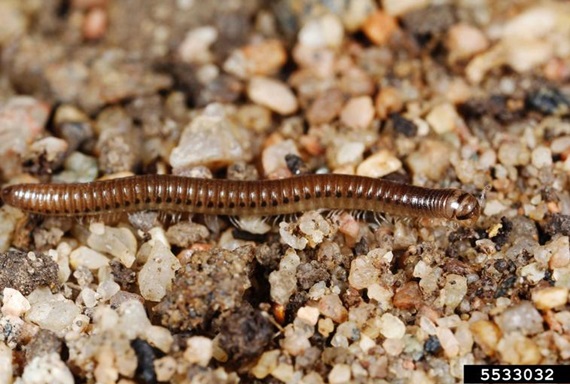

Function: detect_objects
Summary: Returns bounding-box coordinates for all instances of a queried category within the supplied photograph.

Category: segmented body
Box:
[1,174,480,222]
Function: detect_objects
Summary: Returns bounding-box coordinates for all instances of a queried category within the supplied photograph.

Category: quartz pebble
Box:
[383,0,429,17]
[299,14,344,49]
[446,23,489,61]
[497,332,542,364]
[531,146,553,168]
[262,139,300,177]
[532,286,569,310]
[379,313,405,339]
[269,249,300,305]
[248,77,298,115]
[87,223,137,267]
[495,301,544,336]
[348,255,380,290]
[170,108,253,173]
[178,26,218,64]
[356,150,402,178]
[69,246,109,270]
[406,140,451,181]
[470,320,501,356]
[184,336,213,366]
[224,39,287,78]
[340,96,375,130]
[328,364,351,384]
[425,103,459,134]
[318,294,347,323]
[362,10,398,46]
[25,288,81,333]
[20,353,74,384]
[2,287,30,317]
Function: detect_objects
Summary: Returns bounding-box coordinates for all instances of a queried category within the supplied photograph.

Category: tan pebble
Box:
[406,140,451,181]
[356,150,402,178]
[338,213,360,246]
[83,7,107,40]
[307,88,344,125]
[261,139,299,177]
[247,77,298,115]
[251,350,280,379]
[299,135,325,156]
[362,10,398,46]
[297,306,320,326]
[375,87,403,119]
[328,364,351,384]
[382,338,404,356]
[379,313,405,339]
[393,281,422,310]
[532,286,569,310]
[318,317,335,337]
[497,332,542,364]
[154,356,177,382]
[548,236,570,269]
[446,23,489,62]
[383,0,429,16]
[318,294,347,323]
[241,39,287,76]
[340,96,375,129]
[426,103,459,134]
[271,363,295,383]
[437,327,460,358]
[544,58,570,81]
[470,320,501,356]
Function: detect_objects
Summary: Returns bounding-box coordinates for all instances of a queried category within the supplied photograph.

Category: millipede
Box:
[1,174,481,224]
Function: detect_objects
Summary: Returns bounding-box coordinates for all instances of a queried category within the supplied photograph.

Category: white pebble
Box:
[531,146,552,168]
[87,224,137,267]
[328,364,351,384]
[269,249,300,305]
[532,286,569,310]
[138,238,181,301]
[248,77,298,115]
[184,336,213,366]
[437,327,460,358]
[297,306,320,326]
[426,103,459,134]
[177,26,218,64]
[383,0,428,16]
[26,288,80,333]
[356,150,402,178]
[379,313,406,339]
[262,139,300,176]
[20,353,74,384]
[80,287,98,308]
[348,255,380,290]
[299,14,344,48]
[340,96,375,130]
[69,246,109,270]
[1,287,30,317]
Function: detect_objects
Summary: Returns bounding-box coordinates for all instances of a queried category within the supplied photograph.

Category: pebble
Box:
[425,103,460,134]
[333,141,365,168]
[184,336,213,366]
[328,364,351,384]
[83,7,107,40]
[96,279,120,301]
[0,2,26,45]
[406,140,451,181]
[297,306,320,326]
[318,294,348,323]
[298,14,344,49]
[177,26,218,64]
[470,320,501,356]
[436,327,460,358]
[137,235,181,302]
[170,109,253,173]
[442,274,467,312]
[393,281,422,310]
[548,236,570,269]
[87,223,137,267]
[446,23,489,61]
[356,150,402,178]
[247,77,299,115]
[224,39,287,78]
[20,353,75,384]
[251,350,280,379]
[0,342,12,383]
[340,96,375,129]
[497,332,542,364]
[551,136,570,154]
[532,286,569,310]
[154,356,177,382]
[25,288,81,333]
[1,287,30,317]
[69,246,110,270]
[306,88,345,125]
[531,146,553,168]
[379,313,406,339]
[383,0,429,17]
[362,10,398,46]
[53,151,98,183]
[348,255,380,290]
[269,249,300,305]
[495,301,544,336]
[262,139,300,177]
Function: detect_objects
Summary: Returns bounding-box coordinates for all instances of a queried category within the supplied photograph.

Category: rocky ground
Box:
[0,0,569,383]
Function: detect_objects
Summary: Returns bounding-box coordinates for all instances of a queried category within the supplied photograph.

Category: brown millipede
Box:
[1,174,480,223]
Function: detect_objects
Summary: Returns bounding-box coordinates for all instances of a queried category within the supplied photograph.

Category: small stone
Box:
[69,246,109,270]
[297,306,320,326]
[307,88,344,125]
[26,288,81,333]
[348,255,380,290]
[20,353,74,384]
[184,336,213,366]
[382,338,404,356]
[383,0,429,17]
[87,224,137,267]
[406,140,451,181]
[138,237,181,302]
[531,146,553,168]
[154,356,177,382]
[83,7,107,40]
[251,350,280,379]
[145,325,174,353]
[548,236,570,269]
[96,279,120,301]
[470,320,501,356]
[269,249,300,305]
[426,103,459,134]
[367,283,393,310]
[1,287,30,317]
[375,87,404,119]
[271,363,295,383]
[446,23,489,61]
[80,287,98,308]
[497,332,542,365]
[437,327,460,358]
[551,136,570,154]
[248,77,298,115]
[178,26,218,64]
[340,96,375,130]
[328,364,351,384]
[498,142,530,166]
[483,200,509,216]
[379,313,406,339]
[333,141,365,168]
[262,139,300,177]
[169,108,253,173]
[393,281,422,310]
[532,286,569,310]
[442,274,467,312]
[356,150,402,178]
[318,294,348,323]
[495,301,544,336]
[299,14,344,48]
[362,10,398,46]
[224,39,287,78]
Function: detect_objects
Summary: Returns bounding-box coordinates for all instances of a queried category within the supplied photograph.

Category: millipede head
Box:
[449,191,480,223]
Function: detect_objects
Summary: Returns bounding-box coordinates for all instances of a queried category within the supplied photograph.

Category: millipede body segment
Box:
[1,174,480,222]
